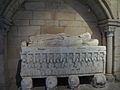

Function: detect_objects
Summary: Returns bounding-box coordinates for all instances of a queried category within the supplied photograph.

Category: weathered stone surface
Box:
[13,20,29,25]
[114,73,120,81]
[30,20,59,26]
[9,26,18,36]
[33,11,52,20]
[45,20,59,26]
[54,12,75,20]
[114,47,120,57]
[13,11,33,20]
[21,77,32,90]
[21,41,27,47]
[20,46,106,77]
[28,33,99,47]
[64,27,87,36]
[106,74,115,82]
[68,75,80,89]
[114,59,120,72]
[18,26,40,36]
[30,20,45,26]
[83,39,99,46]
[40,26,65,34]
[92,74,106,88]
[46,76,57,89]
[59,21,82,27]
[25,2,46,10]
[79,32,91,41]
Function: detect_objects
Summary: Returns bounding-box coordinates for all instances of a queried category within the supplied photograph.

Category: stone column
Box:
[0,17,10,90]
[0,29,7,90]
[106,31,114,74]
[105,26,115,81]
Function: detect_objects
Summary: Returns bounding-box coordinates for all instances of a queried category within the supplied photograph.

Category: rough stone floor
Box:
[33,82,120,90]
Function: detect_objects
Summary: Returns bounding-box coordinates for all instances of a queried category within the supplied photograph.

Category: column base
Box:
[106,74,115,82]
[114,73,120,81]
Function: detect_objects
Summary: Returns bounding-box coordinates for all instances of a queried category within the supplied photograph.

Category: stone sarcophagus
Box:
[21,46,106,77]
[20,33,107,90]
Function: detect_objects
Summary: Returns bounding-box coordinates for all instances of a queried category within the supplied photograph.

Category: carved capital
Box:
[106,31,114,37]
[104,25,116,37]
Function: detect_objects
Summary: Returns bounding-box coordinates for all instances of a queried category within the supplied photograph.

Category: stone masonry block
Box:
[17,26,40,36]
[114,37,120,47]
[13,11,32,20]
[114,58,120,72]
[45,20,59,26]
[40,26,65,34]
[33,11,52,20]
[30,20,45,26]
[64,27,87,36]
[25,2,46,10]
[30,20,59,26]
[59,21,82,27]
[115,29,120,47]
[114,47,120,57]
[115,28,120,37]
[54,12,75,20]
[13,20,29,25]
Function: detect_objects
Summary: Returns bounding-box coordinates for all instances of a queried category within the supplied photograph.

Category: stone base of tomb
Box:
[21,77,33,90]
[91,74,106,88]
[68,75,80,89]
[46,76,57,90]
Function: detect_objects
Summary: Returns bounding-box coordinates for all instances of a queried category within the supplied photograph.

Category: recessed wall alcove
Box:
[7,0,104,89]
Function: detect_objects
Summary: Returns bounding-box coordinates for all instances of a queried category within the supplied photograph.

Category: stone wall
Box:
[111,0,120,81]
[7,0,102,89]
[114,27,120,81]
